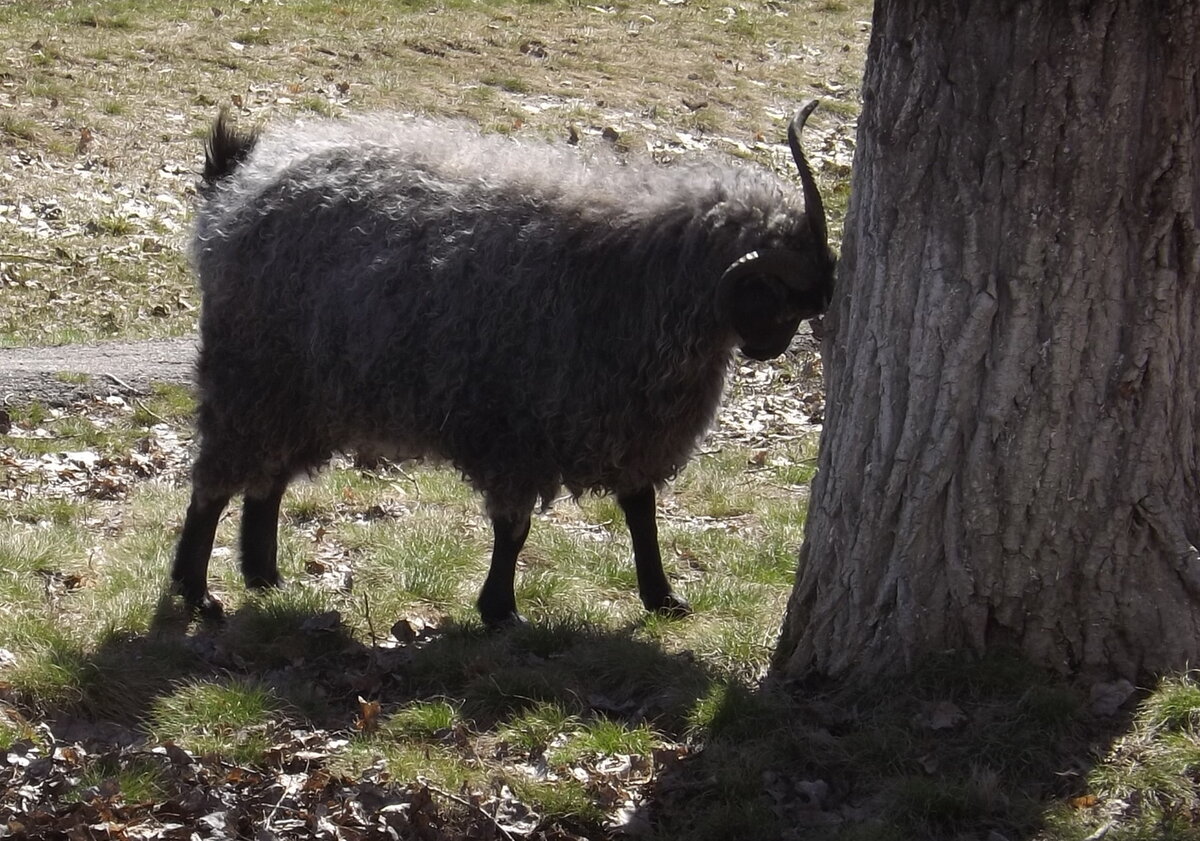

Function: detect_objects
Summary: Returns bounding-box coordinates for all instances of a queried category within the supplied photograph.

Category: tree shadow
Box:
[641,649,1147,841]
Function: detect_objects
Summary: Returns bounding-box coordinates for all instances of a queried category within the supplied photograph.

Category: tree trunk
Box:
[775,0,1200,681]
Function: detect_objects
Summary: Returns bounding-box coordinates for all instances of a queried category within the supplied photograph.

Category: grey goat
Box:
[172,103,835,626]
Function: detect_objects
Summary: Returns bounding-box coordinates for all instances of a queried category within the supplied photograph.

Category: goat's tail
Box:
[202,109,259,191]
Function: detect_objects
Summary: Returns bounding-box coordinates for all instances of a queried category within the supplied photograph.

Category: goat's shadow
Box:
[55,589,729,829]
[128,591,725,730]
[54,592,1143,841]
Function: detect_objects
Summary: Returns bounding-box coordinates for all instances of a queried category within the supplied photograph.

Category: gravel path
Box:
[0,331,825,447]
[0,336,196,405]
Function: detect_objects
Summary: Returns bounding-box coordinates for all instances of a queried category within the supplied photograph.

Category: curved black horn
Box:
[787,100,829,253]
[717,248,809,322]
[721,248,807,288]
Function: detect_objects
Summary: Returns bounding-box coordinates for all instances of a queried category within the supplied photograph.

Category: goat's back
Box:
[190,115,808,510]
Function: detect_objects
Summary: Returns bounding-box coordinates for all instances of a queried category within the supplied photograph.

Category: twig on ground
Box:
[262,780,292,834]
[0,253,63,265]
[133,398,167,423]
[103,373,147,396]
[1083,822,1115,841]
[421,779,520,841]
[363,591,379,648]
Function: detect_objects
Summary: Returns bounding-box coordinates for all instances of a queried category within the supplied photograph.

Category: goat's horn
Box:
[720,248,807,289]
[787,100,829,252]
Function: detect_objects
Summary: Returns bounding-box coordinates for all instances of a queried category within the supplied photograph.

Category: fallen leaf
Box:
[356,697,381,734]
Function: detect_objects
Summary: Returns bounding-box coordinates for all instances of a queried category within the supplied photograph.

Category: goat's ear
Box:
[720,271,789,337]
[717,250,811,360]
[716,250,796,331]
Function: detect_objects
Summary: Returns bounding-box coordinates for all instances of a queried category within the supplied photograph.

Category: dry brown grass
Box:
[0,0,867,345]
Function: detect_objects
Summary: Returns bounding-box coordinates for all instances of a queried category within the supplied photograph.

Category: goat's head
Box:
[716,100,836,361]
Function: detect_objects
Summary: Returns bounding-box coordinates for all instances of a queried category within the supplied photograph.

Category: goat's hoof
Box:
[198,594,226,623]
[245,572,283,590]
[481,611,529,631]
[172,580,226,622]
[647,592,692,619]
[188,592,225,623]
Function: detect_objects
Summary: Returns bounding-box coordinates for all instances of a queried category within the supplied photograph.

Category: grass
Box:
[2,0,1198,838]
[71,754,168,804]
[149,680,283,765]
[2,393,1200,837]
[382,699,461,740]
[0,0,862,346]
[0,373,832,833]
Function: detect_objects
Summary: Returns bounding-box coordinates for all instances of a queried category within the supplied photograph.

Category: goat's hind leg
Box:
[477,511,532,629]
[241,478,289,590]
[171,489,231,620]
[618,486,691,618]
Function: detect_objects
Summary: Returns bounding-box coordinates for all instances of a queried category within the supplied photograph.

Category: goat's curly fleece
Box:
[190,114,816,517]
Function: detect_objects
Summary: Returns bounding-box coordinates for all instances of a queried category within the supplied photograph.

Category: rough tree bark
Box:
[775,0,1199,680]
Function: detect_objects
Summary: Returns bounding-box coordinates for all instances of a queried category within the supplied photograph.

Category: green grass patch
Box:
[133,382,196,425]
[382,699,460,740]
[2,2,1188,839]
[53,371,90,385]
[565,715,656,758]
[338,736,483,792]
[77,10,135,30]
[1,385,1197,839]
[0,0,863,348]
[150,680,283,765]
[71,754,168,804]
[480,74,533,94]
[0,114,40,144]
[501,701,577,756]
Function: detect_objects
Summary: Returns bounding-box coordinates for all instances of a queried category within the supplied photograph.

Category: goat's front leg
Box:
[618,486,691,617]
[477,512,532,628]
[171,489,231,620]
[241,479,289,590]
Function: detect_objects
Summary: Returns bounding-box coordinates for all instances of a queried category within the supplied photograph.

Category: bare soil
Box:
[0,336,195,405]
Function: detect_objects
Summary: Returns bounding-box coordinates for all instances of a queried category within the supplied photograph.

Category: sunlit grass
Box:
[0,707,39,750]
[501,701,578,756]
[0,0,863,347]
[4,395,1200,838]
[5,0,1191,838]
[149,680,283,765]
[382,699,460,740]
[70,754,168,804]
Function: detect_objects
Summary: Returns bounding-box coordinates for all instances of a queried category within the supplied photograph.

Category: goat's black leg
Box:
[477,512,532,629]
[618,486,692,617]
[171,490,231,620]
[241,479,288,590]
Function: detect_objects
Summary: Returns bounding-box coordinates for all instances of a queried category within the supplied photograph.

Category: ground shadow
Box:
[35,589,728,836]
[32,593,1148,841]
[639,649,1147,841]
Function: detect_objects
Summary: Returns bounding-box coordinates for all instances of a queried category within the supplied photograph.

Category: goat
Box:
[171,103,835,626]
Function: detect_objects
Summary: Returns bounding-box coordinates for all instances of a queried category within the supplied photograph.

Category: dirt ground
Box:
[0,336,196,405]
